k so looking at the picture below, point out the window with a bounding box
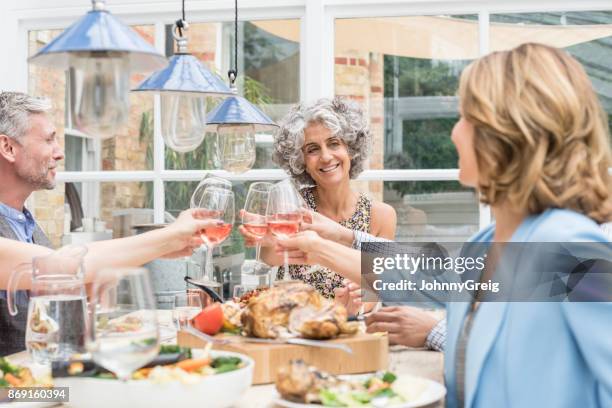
[334,15,479,240]
[488,12,612,136]
[163,19,300,171]
[18,2,612,249]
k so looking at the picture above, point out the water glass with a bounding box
[87,267,159,381]
[172,292,203,330]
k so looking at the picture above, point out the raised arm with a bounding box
[0,238,52,288]
[1,209,219,290]
[276,231,363,283]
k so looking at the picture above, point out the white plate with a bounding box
[274,374,446,408]
[54,350,254,408]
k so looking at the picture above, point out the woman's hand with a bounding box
[300,210,354,246]
[163,209,223,258]
[238,209,277,248]
[334,279,363,316]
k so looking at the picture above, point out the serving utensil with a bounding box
[240,336,353,354]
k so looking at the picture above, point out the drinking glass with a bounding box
[195,187,235,283]
[87,267,159,381]
[242,182,273,276]
[190,176,232,280]
[172,292,203,331]
[266,181,303,279]
[240,260,272,292]
[189,174,232,209]
[232,284,246,300]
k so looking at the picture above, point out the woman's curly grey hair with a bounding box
[272,97,372,186]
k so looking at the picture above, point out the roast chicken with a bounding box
[240,282,359,339]
[275,359,342,403]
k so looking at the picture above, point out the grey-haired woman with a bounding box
[241,97,396,305]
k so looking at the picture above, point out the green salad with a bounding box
[318,372,405,407]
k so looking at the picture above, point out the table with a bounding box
[159,310,445,407]
[7,310,445,407]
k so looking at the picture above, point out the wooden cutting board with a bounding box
[177,331,389,384]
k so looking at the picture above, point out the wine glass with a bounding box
[190,176,232,280]
[189,174,232,209]
[196,187,235,284]
[87,267,159,381]
[242,182,273,275]
[172,292,203,331]
[266,181,303,280]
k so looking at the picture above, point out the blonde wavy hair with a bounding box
[459,42,612,223]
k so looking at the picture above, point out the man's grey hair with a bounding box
[272,97,372,186]
[0,92,51,142]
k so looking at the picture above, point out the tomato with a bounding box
[192,303,224,335]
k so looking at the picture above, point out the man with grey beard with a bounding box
[0,92,59,246]
[0,92,223,357]
[0,91,63,355]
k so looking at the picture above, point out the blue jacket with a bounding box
[445,209,612,408]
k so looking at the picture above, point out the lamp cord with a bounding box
[228,0,238,86]
[176,0,186,37]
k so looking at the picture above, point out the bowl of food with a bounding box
[53,346,253,408]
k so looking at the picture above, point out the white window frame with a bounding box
[4,0,612,228]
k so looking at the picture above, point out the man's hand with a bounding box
[301,210,354,246]
[365,306,439,348]
[164,209,222,258]
[238,209,277,248]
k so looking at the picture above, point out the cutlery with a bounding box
[240,336,353,354]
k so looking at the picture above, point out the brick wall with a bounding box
[335,50,385,202]
[99,25,156,227]
[28,30,66,247]
[27,26,158,243]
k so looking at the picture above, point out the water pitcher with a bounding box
[7,246,87,363]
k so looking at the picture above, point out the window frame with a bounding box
[8,0,612,229]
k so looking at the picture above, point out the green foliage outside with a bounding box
[381,50,612,197]
[383,55,470,195]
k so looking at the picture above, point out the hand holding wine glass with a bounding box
[196,187,235,282]
[241,181,273,247]
[266,181,303,280]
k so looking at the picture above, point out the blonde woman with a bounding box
[277,43,612,407]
